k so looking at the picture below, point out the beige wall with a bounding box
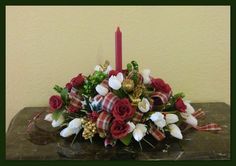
[6,6,230,130]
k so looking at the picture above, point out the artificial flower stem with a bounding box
[142,138,155,149]
[70,132,79,147]
[139,141,143,151]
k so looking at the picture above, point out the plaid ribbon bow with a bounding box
[96,111,113,138]
[132,111,144,124]
[192,109,222,131]
[69,87,82,109]
[101,92,119,113]
[148,123,166,141]
[151,91,172,104]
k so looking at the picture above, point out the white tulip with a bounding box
[154,119,166,128]
[104,65,112,74]
[127,121,135,132]
[94,65,103,71]
[68,118,82,130]
[165,114,179,124]
[60,127,74,137]
[59,118,83,138]
[138,98,150,113]
[133,124,147,142]
[44,113,53,122]
[116,72,124,82]
[184,101,195,114]
[141,69,151,84]
[95,84,109,96]
[51,114,65,128]
[185,114,198,127]
[150,112,164,122]
[169,124,183,139]
[108,75,122,90]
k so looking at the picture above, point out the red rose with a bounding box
[175,98,186,112]
[88,111,99,122]
[112,99,135,121]
[65,82,73,91]
[49,95,63,110]
[110,120,130,139]
[67,105,78,113]
[108,70,119,77]
[151,78,171,94]
[70,73,85,87]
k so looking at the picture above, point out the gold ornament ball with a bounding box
[122,79,134,92]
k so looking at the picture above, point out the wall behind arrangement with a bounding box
[6,6,230,130]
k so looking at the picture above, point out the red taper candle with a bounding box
[115,27,122,72]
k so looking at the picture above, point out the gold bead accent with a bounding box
[82,119,97,140]
[122,79,135,92]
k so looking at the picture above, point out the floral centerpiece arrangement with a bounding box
[44,60,221,148]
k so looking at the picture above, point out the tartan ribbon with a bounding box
[192,109,205,119]
[194,123,222,131]
[100,79,109,89]
[69,96,82,109]
[148,123,165,141]
[101,92,119,113]
[104,137,116,147]
[96,111,113,138]
[132,111,144,124]
[151,91,172,104]
[191,109,222,131]
[69,87,78,99]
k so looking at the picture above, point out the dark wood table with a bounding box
[6,102,230,160]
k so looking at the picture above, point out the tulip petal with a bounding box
[51,115,64,128]
[154,119,166,128]
[135,123,147,133]
[138,98,150,113]
[96,84,108,96]
[150,112,164,122]
[185,115,198,127]
[133,128,144,142]
[116,73,124,82]
[44,113,53,122]
[60,127,75,137]
[108,76,121,90]
[141,69,151,84]
[165,114,179,124]
[184,101,195,114]
[127,121,135,132]
[68,118,82,129]
[169,124,183,139]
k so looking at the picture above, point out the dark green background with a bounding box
[0,0,234,165]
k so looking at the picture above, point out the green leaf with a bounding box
[60,88,69,104]
[52,109,63,121]
[120,133,132,146]
[53,85,63,93]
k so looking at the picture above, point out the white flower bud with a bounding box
[165,114,179,124]
[44,113,53,122]
[169,124,183,139]
[138,98,150,113]
[51,115,64,128]
[141,69,151,84]
[108,75,122,90]
[96,84,108,96]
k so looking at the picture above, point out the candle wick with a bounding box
[117,26,120,31]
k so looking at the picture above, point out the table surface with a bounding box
[6,102,230,160]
